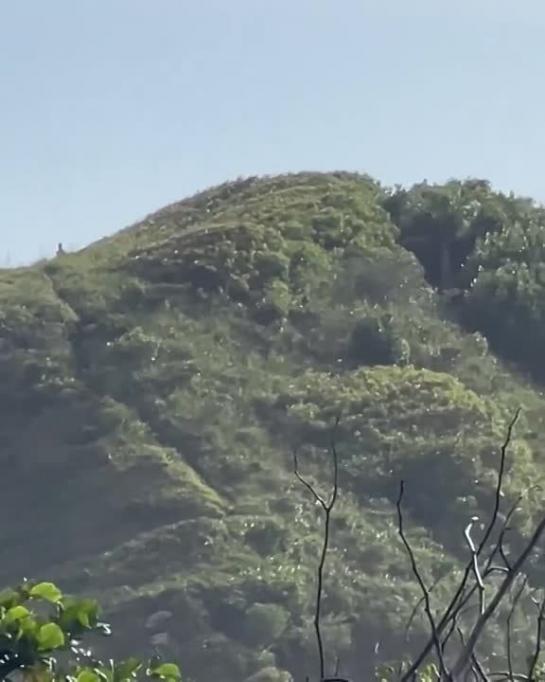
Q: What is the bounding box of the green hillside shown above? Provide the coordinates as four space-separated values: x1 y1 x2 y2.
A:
2 172 545 681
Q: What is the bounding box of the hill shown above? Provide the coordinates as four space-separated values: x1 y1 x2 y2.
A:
2 172 545 681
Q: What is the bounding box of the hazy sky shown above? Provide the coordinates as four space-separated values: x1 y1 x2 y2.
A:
2 1 545 264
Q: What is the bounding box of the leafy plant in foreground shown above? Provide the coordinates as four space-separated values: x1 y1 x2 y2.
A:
0 581 181 682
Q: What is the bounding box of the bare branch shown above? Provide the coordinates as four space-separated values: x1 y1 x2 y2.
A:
506 575 528 682
465 517 486 615
396 481 450 679
328 417 340 510
451 512 545 679
440 489 527 652
456 627 490 682
294 418 341 681
487 493 524 572
404 574 446 644
527 590 545 680
472 655 491 682
477 410 521 556
400 409 521 681
441 613 459 658
293 448 328 510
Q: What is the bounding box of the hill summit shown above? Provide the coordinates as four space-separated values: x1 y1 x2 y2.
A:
2 172 545 681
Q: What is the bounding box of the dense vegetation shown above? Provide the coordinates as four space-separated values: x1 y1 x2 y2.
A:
2 173 545 680
384 179 545 378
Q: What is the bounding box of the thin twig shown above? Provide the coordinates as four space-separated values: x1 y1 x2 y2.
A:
442 490 527 648
477 410 521 556
527 591 545 680
506 575 528 682
397 481 450 679
294 417 340 681
442 613 459 657
465 517 486 615
472 654 492 682
451 512 545 679
487 494 523 572
456 627 490 682
404 574 446 644
400 410 521 681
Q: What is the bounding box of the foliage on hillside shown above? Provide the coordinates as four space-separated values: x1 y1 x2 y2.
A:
2 173 545 680
384 178 545 378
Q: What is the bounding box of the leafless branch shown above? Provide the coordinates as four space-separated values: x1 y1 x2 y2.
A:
465 517 486 615
450 512 545 679
487 493 524 572
455 627 490 682
506 575 528 682
400 410 522 681
440 488 528 651
404 574 446 644
527 590 545 680
294 417 341 681
477 410 521 556
472 655 491 682
397 481 450 679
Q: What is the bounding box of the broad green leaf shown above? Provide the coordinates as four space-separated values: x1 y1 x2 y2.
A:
78 600 99 627
0 589 20 609
114 658 143 682
76 670 101 682
73 599 99 628
150 663 182 681
17 615 39 638
37 622 65 651
4 605 31 623
30 582 63 604
59 598 100 632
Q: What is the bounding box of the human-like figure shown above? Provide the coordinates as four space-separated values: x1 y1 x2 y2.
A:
56 242 65 256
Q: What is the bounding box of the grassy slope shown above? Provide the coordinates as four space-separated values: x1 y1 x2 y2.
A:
1 172 545 681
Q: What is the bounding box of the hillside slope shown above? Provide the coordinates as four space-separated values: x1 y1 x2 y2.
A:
2 173 545 681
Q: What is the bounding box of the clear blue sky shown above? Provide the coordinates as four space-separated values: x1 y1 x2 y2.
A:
2 1 545 265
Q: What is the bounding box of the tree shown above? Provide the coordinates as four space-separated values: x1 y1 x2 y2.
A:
383 180 508 292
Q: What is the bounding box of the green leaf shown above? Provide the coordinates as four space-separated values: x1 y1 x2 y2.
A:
59 598 100 632
74 599 99 628
114 658 143 682
17 615 39 638
4 605 31 623
76 670 101 682
149 663 182 681
37 622 65 651
30 582 63 604
0 589 20 609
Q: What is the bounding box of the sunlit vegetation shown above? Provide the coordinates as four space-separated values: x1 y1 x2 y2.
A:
2 173 545 680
